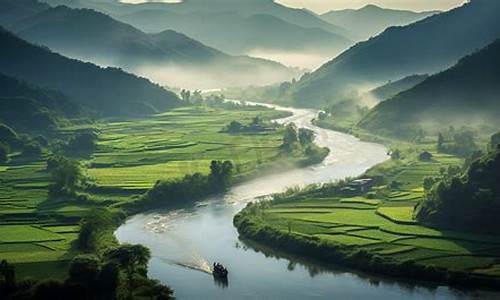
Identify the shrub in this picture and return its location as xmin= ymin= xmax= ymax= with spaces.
xmin=22 ymin=142 xmax=42 ymax=157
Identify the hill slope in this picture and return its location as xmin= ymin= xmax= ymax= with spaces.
xmin=290 ymin=0 xmax=500 ymax=107
xmin=0 ymin=73 xmax=83 ymax=131
xmin=369 ymin=74 xmax=429 ymax=102
xmin=40 ymin=0 xmax=353 ymax=68
xmin=359 ymin=39 xmax=500 ymax=138
xmin=8 ymin=5 xmax=296 ymax=88
xmin=321 ymin=4 xmax=437 ymax=41
xmin=0 ymin=27 xmax=180 ymax=116
xmin=416 ymin=148 xmax=500 ymax=233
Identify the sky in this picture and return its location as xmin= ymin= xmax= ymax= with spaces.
xmin=121 ymin=0 xmax=467 ymax=13
xmin=276 ymin=0 xmax=467 ymax=13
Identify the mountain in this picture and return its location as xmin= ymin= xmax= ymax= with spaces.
xmin=0 ymin=27 xmax=181 ymax=116
xmin=321 ymin=5 xmax=437 ymax=41
xmin=288 ymin=0 xmax=500 ymax=107
xmin=0 ymin=73 xmax=82 ymax=131
xmin=0 ymin=0 xmax=48 ymax=27
xmin=358 ymin=39 xmax=500 ymax=138
xmin=7 ymin=5 xmax=297 ymax=88
xmin=369 ymin=74 xmax=429 ymax=101
xmin=40 ymin=0 xmax=353 ymax=68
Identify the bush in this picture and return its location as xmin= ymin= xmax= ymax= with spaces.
xmin=66 ymin=132 xmax=97 ymax=153
xmin=0 ymin=143 xmax=8 ymax=163
xmin=22 ymin=142 xmax=42 ymax=157
xmin=0 ymin=124 xmax=17 ymax=146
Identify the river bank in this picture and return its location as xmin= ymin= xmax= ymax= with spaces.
xmin=233 ymin=143 xmax=500 ymax=291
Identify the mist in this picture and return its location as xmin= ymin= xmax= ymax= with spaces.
xmin=135 ymin=61 xmax=300 ymax=90
xmin=246 ymin=48 xmax=337 ymax=70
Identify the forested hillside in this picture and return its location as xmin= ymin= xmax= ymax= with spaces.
xmin=359 ymin=39 xmax=500 ymax=138
xmin=0 ymin=27 xmax=180 ymax=116
xmin=288 ymin=0 xmax=500 ymax=107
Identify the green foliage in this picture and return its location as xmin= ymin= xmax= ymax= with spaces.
xmin=298 ymin=128 xmax=315 ymax=145
xmin=22 ymin=141 xmax=42 ymax=157
xmin=48 ymin=156 xmax=84 ymax=196
xmin=281 ymin=123 xmax=299 ymax=152
xmin=416 ymin=149 xmax=500 ymax=233
xmin=0 ymin=142 xmax=8 ymax=163
xmin=66 ymin=132 xmax=97 ymax=153
xmin=0 ymin=123 xmax=17 ymax=146
xmin=78 ymin=208 xmax=117 ymax=252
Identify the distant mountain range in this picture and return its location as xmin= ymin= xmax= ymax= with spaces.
xmin=359 ymin=38 xmax=500 ymax=138
xmin=287 ymin=0 xmax=500 ymax=107
xmin=40 ymin=0 xmax=354 ymax=68
xmin=321 ymin=5 xmax=437 ymax=41
xmin=0 ymin=26 xmax=181 ymax=116
xmin=1 ymin=2 xmax=298 ymax=89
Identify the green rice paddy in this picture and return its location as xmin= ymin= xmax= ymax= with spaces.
xmin=248 ymin=150 xmax=500 ymax=278
xmin=0 ymin=105 xmax=292 ymax=279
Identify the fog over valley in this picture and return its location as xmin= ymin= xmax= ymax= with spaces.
xmin=1 ymin=1 xmax=500 ymax=300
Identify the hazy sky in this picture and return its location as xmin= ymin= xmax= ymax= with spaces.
xmin=277 ymin=0 xmax=467 ymax=13
xmin=122 ymin=0 xmax=467 ymax=13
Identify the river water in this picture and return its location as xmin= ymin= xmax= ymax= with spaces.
xmin=116 ymin=104 xmax=497 ymax=299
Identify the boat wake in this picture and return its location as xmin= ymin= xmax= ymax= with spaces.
xmin=157 ymin=254 xmax=212 ymax=275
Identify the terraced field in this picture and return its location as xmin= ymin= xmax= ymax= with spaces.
xmin=86 ymin=106 xmax=289 ymax=193
xmin=246 ymin=151 xmax=500 ymax=278
xmin=0 ymin=105 xmax=292 ymax=279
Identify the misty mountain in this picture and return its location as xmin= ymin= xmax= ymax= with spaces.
xmin=358 ymin=39 xmax=500 ymax=138
xmin=288 ymin=0 xmax=500 ymax=107
xmin=7 ymin=4 xmax=297 ymax=88
xmin=0 ymin=27 xmax=181 ymax=116
xmin=0 ymin=73 xmax=82 ymax=131
xmin=369 ymin=74 xmax=429 ymax=101
xmin=40 ymin=0 xmax=353 ymax=67
xmin=0 ymin=0 xmax=48 ymax=26
xmin=321 ymin=4 xmax=437 ymax=41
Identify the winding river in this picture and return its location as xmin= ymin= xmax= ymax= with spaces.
xmin=116 ymin=104 xmax=496 ymax=299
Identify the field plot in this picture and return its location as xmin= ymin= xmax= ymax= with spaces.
xmin=87 ymin=106 xmax=287 ymax=192
xmin=1 ymin=105 xmax=292 ymax=279
xmin=251 ymin=150 xmax=500 ymax=278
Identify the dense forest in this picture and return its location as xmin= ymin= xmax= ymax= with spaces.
xmin=416 ymin=146 xmax=500 ymax=233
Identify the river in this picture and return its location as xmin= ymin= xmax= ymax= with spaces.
xmin=116 ymin=104 xmax=496 ymax=299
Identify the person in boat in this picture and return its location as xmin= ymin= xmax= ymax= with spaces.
xmin=213 ymin=262 xmax=228 ymax=276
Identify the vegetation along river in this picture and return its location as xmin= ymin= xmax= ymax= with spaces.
xmin=116 ymin=103 xmax=497 ymax=299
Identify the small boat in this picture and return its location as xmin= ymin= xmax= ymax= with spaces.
xmin=212 ymin=263 xmax=229 ymax=278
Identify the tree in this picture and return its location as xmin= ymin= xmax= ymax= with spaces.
xmin=226 ymin=121 xmax=243 ymax=133
xmin=390 ymin=149 xmax=401 ymax=160
xmin=22 ymin=142 xmax=42 ymax=157
xmin=48 ymin=157 xmax=84 ymax=196
xmin=0 ymin=143 xmax=8 ymax=163
xmin=78 ymin=208 xmax=115 ymax=251
xmin=98 ymin=262 xmax=120 ymax=294
xmin=437 ymin=132 xmax=445 ymax=152
xmin=0 ymin=124 xmax=17 ymax=146
xmin=209 ymin=160 xmax=233 ymax=191
xmin=68 ymin=255 xmax=100 ymax=287
xmin=490 ymin=132 xmax=500 ymax=150
xmin=298 ymin=128 xmax=315 ymax=145
xmin=106 ymin=244 xmax=151 ymax=299
xmin=180 ymin=89 xmax=191 ymax=102
xmin=67 ymin=132 xmax=97 ymax=153
xmin=0 ymin=259 xmax=15 ymax=293
xmin=282 ymin=123 xmax=298 ymax=151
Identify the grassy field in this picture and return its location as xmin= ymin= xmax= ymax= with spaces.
xmin=0 ymin=105 xmax=294 ymax=279
xmin=236 ymin=148 xmax=500 ymax=282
